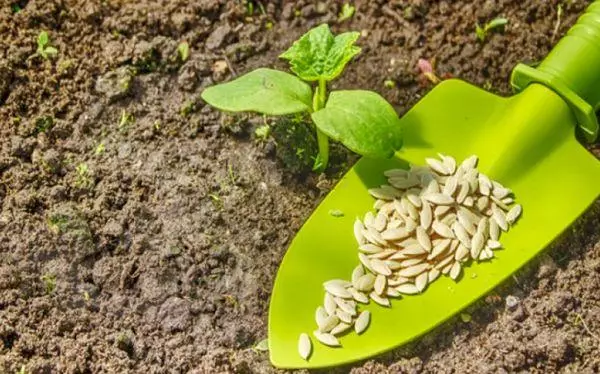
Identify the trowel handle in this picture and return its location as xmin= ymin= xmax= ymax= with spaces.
xmin=511 ymin=0 xmax=600 ymax=142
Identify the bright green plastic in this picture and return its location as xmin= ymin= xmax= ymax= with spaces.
xmin=269 ymin=3 xmax=600 ymax=369
xmin=511 ymin=1 xmax=600 ymax=141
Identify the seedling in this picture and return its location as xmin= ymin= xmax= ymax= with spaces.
xmin=338 ymin=3 xmax=355 ymax=22
xmin=75 ymin=163 xmax=93 ymax=188
xmin=475 ymin=17 xmax=509 ymax=42
xmin=177 ymin=41 xmax=189 ymax=62
xmin=94 ymin=142 xmax=105 ymax=155
xmin=37 ymin=31 xmax=58 ymax=59
xmin=254 ymin=123 xmax=270 ymax=141
xmin=201 ymin=24 xmax=402 ymax=171
xmin=41 ymin=274 xmax=56 ymax=294
xmin=118 ymin=110 xmax=134 ymax=132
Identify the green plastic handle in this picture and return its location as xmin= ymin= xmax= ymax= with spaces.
xmin=511 ymin=0 xmax=600 ymax=142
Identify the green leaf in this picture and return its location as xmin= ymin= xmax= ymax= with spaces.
xmin=279 ymin=24 xmax=361 ymax=82
xmin=44 ymin=46 xmax=58 ymax=57
xmin=177 ymin=42 xmax=190 ymax=62
xmin=38 ymin=31 xmax=49 ymax=47
xmin=311 ymin=90 xmax=402 ymax=159
xmin=486 ymin=17 xmax=508 ymax=31
xmin=338 ymin=3 xmax=355 ymax=22
xmin=201 ymin=68 xmax=313 ymax=115
xmin=475 ymin=24 xmax=486 ymax=42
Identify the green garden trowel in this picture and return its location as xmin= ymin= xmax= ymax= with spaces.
xmin=268 ymin=2 xmax=600 ymax=369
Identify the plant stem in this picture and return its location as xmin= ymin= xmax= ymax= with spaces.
xmin=313 ymin=79 xmax=329 ymax=171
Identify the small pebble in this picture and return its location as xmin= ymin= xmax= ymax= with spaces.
xmin=505 ymin=295 xmax=519 ymax=310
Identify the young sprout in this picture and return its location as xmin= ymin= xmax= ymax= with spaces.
xmin=201 ymin=24 xmax=403 ymax=172
xmin=254 ymin=124 xmax=270 ymax=141
xmin=417 ymin=58 xmax=440 ymax=84
xmin=177 ymin=41 xmax=190 ymax=62
xmin=338 ymin=3 xmax=356 ymax=22
xmin=37 ymin=31 xmax=58 ymax=59
xmin=475 ymin=17 xmax=509 ymax=42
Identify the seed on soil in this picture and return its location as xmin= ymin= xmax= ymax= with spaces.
xmin=313 ymin=331 xmax=340 ymax=347
xmin=355 ymin=311 xmax=371 ymax=334
xmin=298 ymin=333 xmax=312 ymax=360
xmin=306 ymin=154 xmax=522 ymax=360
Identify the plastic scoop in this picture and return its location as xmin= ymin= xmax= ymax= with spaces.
xmin=268 ymin=1 xmax=600 ymax=369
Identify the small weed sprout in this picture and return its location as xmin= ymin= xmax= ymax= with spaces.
xmin=338 ymin=3 xmax=355 ymax=22
xmin=254 ymin=123 xmax=270 ymax=141
xmin=75 ymin=163 xmax=93 ymax=189
xmin=476 ymin=17 xmax=509 ymax=42
xmin=177 ymin=42 xmax=189 ymax=62
xmin=95 ymin=143 xmax=105 ymax=155
xmin=201 ymin=24 xmax=403 ymax=172
xmin=118 ymin=110 xmax=134 ymax=132
xmin=41 ymin=274 xmax=56 ymax=294
xmin=37 ymin=31 xmax=58 ymax=59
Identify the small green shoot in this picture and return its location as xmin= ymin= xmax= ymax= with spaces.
xmin=254 ymin=124 xmax=270 ymax=141
xmin=476 ymin=17 xmax=509 ymax=42
xmin=227 ymin=163 xmax=237 ymax=186
xmin=35 ymin=115 xmax=54 ymax=134
xmin=94 ymin=143 xmax=105 ymax=155
xmin=201 ymin=24 xmax=403 ymax=172
xmin=41 ymin=274 xmax=56 ymax=294
xmin=460 ymin=313 xmax=472 ymax=323
xmin=47 ymin=214 xmax=69 ymax=234
xmin=11 ymin=4 xmax=22 ymax=13
xmin=252 ymin=338 xmax=269 ymax=352
xmin=338 ymin=3 xmax=355 ymax=22
xmin=118 ymin=110 xmax=134 ymax=132
xmin=329 ymin=209 xmax=344 ymax=217
xmin=37 ymin=31 xmax=58 ymax=59
xmin=75 ymin=163 xmax=93 ymax=188
xmin=177 ymin=41 xmax=190 ymax=62
xmin=383 ymin=79 xmax=396 ymax=89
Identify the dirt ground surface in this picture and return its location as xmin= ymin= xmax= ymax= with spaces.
xmin=1 ymin=0 xmax=599 ymax=373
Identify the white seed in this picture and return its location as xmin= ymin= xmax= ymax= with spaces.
xmin=404 ymin=218 xmax=418 ymax=233
xmin=389 ymin=176 xmax=420 ymax=189
xmin=491 ymin=205 xmax=508 ymax=231
xmin=381 ymin=228 xmax=411 ymax=241
xmin=355 ymin=311 xmax=371 ymax=334
xmin=476 ymin=196 xmax=490 ymax=212
xmin=471 ymin=232 xmax=485 ymax=259
xmin=315 ymin=306 xmax=328 ymax=327
xmin=298 ymin=333 xmax=312 ymax=360
xmin=434 ymin=205 xmax=452 ymax=217
xmin=415 ymin=272 xmax=429 ymax=292
xmin=489 ymin=218 xmax=500 ymax=241
xmin=440 ymin=154 xmax=457 ymax=174
xmin=443 ymin=175 xmax=459 ymax=196
xmin=441 ymin=212 xmax=457 ymax=226
xmin=368 ymin=187 xmax=396 ymax=200
xmin=441 ymin=261 xmax=453 ymax=274
xmin=334 ymin=297 xmax=357 ymax=316
xmin=487 ymin=240 xmax=502 ymax=249
xmin=476 ymin=217 xmax=489 ymax=238
xmin=426 ymin=157 xmax=450 ymax=175
xmin=386 ymin=287 xmax=401 ymax=297
xmin=502 ymin=197 xmax=514 ymax=205
xmin=452 ymin=221 xmax=472 ymax=248
xmin=420 ymin=202 xmax=433 ymax=229
xmin=428 ymin=268 xmax=441 ymax=283
xmin=492 ymin=186 xmax=511 ymax=200
xmin=416 ymin=226 xmax=432 ymax=252
xmin=455 ymin=244 xmax=470 ymax=262
xmin=463 ymin=196 xmax=474 ymax=207
xmin=428 ymin=239 xmax=451 ymax=259
xmin=374 ymin=199 xmax=386 ymax=210
xmin=319 ymin=314 xmax=340 ymax=333
xmin=330 ymin=322 xmax=352 ymax=336
xmin=424 ymin=178 xmax=441 ymax=194
xmin=354 ymin=219 xmax=366 ymax=245
xmin=461 ymin=155 xmax=478 ymax=170
xmin=358 ymin=253 xmax=375 ymax=273
xmin=324 ymin=283 xmax=352 ymax=299
xmin=323 ymin=279 xmax=351 ymax=289
xmin=398 ymin=263 xmax=429 ymax=278
xmin=369 ymin=248 xmax=396 ymax=259
xmin=384 ymin=260 xmax=403 ymax=270
xmin=478 ymin=174 xmax=492 ymax=196
xmin=506 ymin=204 xmax=522 ymax=224
xmin=364 ymin=212 xmax=375 ymax=227
xmin=456 ymin=181 xmax=470 ymax=203
xmin=396 ymin=283 xmax=420 ymax=295
xmin=435 ymin=251 xmax=455 ymax=270
xmin=370 ymin=258 xmax=392 ymax=276
xmin=335 ymin=309 xmax=352 ymax=324
xmin=399 ymin=258 xmax=424 ymax=267
xmin=349 ymin=287 xmax=369 ymax=303
xmin=449 ymin=261 xmax=462 ymax=280
xmin=423 ymin=193 xmax=454 ymax=205
xmin=384 ymin=169 xmax=409 ymax=178
xmin=351 ymin=265 xmax=364 ymax=285
xmin=401 ymin=243 xmax=427 ymax=256
xmin=324 ymin=293 xmax=337 ymax=315
xmin=313 ymin=330 xmax=340 ymax=347
xmin=369 ymin=291 xmax=390 ymax=307
xmin=356 ymin=273 xmax=376 ymax=292
xmin=432 ymin=220 xmax=455 ymax=239
xmin=373 ymin=212 xmax=387 ymax=232
xmin=374 ymin=274 xmax=387 ymax=295
xmin=365 ymin=227 xmax=387 ymax=246
xmin=388 ymin=276 xmax=410 ymax=286
xmin=406 ymin=193 xmax=422 ymax=208
xmin=457 ymin=210 xmax=477 ymax=235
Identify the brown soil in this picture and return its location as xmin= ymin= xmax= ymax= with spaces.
xmin=1 ymin=1 xmax=599 ymax=373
